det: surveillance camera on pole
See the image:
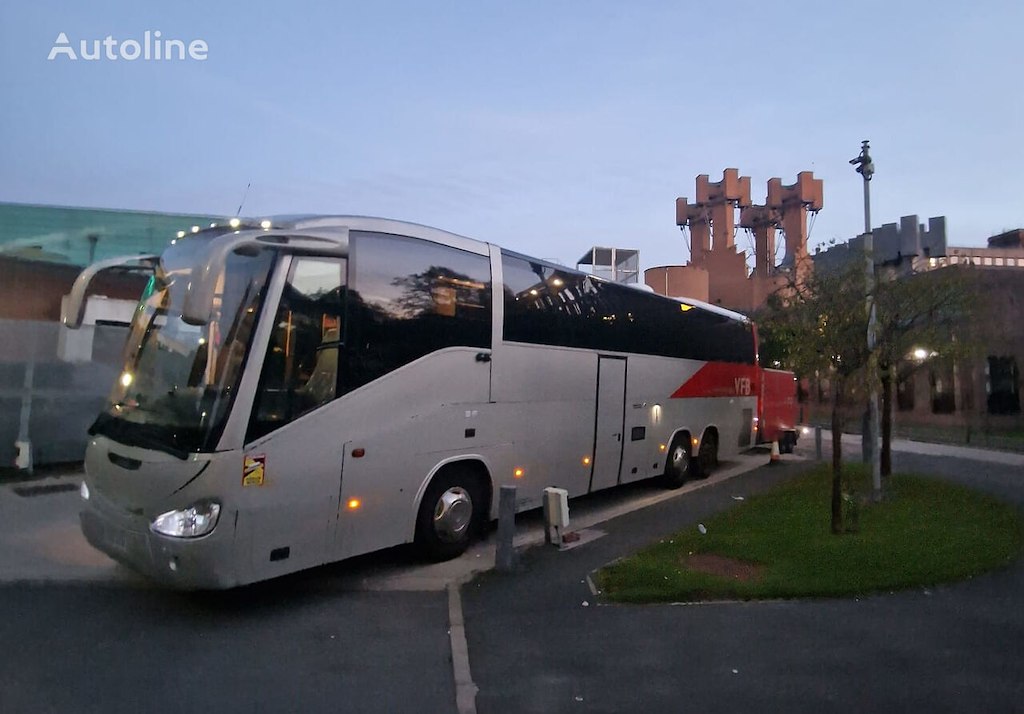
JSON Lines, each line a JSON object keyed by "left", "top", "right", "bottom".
{"left": 850, "top": 140, "right": 875, "bottom": 183}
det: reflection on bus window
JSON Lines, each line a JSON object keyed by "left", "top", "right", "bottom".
{"left": 249, "top": 257, "right": 346, "bottom": 440}
{"left": 501, "top": 251, "right": 755, "bottom": 364}
{"left": 344, "top": 232, "right": 491, "bottom": 391}
{"left": 94, "top": 248, "right": 274, "bottom": 456}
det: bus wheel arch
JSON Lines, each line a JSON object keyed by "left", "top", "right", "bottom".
{"left": 662, "top": 430, "right": 693, "bottom": 489}
{"left": 414, "top": 459, "right": 492, "bottom": 561}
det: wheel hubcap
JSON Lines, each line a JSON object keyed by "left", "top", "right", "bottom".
{"left": 671, "top": 446, "right": 686, "bottom": 470}
{"left": 432, "top": 487, "right": 473, "bottom": 543}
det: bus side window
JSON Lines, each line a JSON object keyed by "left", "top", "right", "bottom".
{"left": 248, "top": 257, "right": 347, "bottom": 441}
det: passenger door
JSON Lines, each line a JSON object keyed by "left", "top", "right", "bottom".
{"left": 590, "top": 356, "right": 626, "bottom": 492}
{"left": 242, "top": 256, "right": 348, "bottom": 580}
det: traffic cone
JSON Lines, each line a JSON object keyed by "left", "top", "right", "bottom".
{"left": 768, "top": 440, "right": 781, "bottom": 465}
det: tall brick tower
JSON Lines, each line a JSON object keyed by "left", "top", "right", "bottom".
{"left": 648, "top": 169, "right": 823, "bottom": 312}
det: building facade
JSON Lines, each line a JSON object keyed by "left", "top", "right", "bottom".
{"left": 811, "top": 216, "right": 1024, "bottom": 441}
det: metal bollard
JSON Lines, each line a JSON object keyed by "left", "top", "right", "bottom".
{"left": 495, "top": 485, "right": 516, "bottom": 572}
{"left": 815, "top": 426, "right": 823, "bottom": 461}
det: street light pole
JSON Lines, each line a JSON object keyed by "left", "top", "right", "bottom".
{"left": 850, "top": 140, "right": 882, "bottom": 502}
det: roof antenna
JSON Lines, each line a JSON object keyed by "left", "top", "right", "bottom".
{"left": 235, "top": 182, "right": 251, "bottom": 217}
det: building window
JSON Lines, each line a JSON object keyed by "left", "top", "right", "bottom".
{"left": 930, "top": 367, "right": 956, "bottom": 414}
{"left": 896, "top": 372, "right": 915, "bottom": 411}
{"left": 987, "top": 356, "right": 1021, "bottom": 415}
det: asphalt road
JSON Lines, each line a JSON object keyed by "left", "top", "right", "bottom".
{"left": 462, "top": 450, "right": 1024, "bottom": 713}
{"left": 1, "top": 439, "right": 1021, "bottom": 713}
{"left": 0, "top": 583, "right": 455, "bottom": 714}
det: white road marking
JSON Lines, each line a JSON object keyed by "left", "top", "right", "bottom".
{"left": 447, "top": 583, "right": 478, "bottom": 714}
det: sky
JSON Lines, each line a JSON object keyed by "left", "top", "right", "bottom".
{"left": 2, "top": 0, "right": 1022, "bottom": 271}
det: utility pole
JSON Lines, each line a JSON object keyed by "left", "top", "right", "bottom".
{"left": 850, "top": 140, "right": 882, "bottom": 502}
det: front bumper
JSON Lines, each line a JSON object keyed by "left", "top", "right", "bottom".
{"left": 80, "top": 491, "right": 239, "bottom": 590}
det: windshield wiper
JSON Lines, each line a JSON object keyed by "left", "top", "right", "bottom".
{"left": 88, "top": 413, "right": 191, "bottom": 460}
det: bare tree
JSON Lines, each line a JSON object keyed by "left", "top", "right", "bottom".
{"left": 757, "top": 258, "right": 868, "bottom": 533}
{"left": 874, "top": 263, "right": 980, "bottom": 476}
{"left": 758, "top": 258, "right": 981, "bottom": 531}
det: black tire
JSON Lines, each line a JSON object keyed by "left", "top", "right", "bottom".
{"left": 662, "top": 433, "right": 692, "bottom": 489}
{"left": 415, "top": 468, "right": 485, "bottom": 562}
{"left": 694, "top": 432, "right": 718, "bottom": 479}
{"left": 780, "top": 432, "right": 795, "bottom": 454}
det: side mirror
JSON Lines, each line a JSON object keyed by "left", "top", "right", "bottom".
{"left": 180, "top": 234, "right": 267, "bottom": 325}
{"left": 62, "top": 254, "right": 159, "bottom": 329}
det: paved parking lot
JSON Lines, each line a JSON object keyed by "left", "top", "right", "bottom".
{"left": 1, "top": 438, "right": 1022, "bottom": 713}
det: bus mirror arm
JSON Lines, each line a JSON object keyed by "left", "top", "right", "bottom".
{"left": 182, "top": 231, "right": 350, "bottom": 326}
{"left": 62, "top": 254, "right": 159, "bottom": 329}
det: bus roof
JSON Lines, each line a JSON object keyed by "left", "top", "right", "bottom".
{"left": 260, "top": 216, "right": 751, "bottom": 324}
{"left": 672, "top": 296, "right": 750, "bottom": 323}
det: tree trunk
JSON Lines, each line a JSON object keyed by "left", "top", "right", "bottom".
{"left": 831, "top": 377, "right": 843, "bottom": 534}
{"left": 880, "top": 365, "right": 892, "bottom": 478}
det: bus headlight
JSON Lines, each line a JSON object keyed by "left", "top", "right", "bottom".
{"left": 151, "top": 500, "right": 221, "bottom": 538}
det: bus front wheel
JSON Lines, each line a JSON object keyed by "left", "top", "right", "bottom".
{"left": 415, "top": 469, "right": 485, "bottom": 561}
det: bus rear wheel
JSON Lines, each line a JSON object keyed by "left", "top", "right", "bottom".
{"left": 780, "top": 432, "right": 796, "bottom": 454}
{"left": 415, "top": 469, "right": 485, "bottom": 562}
{"left": 662, "top": 434, "right": 692, "bottom": 489}
{"left": 695, "top": 432, "right": 718, "bottom": 479}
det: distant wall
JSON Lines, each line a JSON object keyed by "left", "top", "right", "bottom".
{"left": 0, "top": 256, "right": 146, "bottom": 321}
{"left": 0, "top": 257, "right": 142, "bottom": 468}
{"left": 0, "top": 319, "right": 128, "bottom": 467}
{"left": 644, "top": 265, "right": 710, "bottom": 302}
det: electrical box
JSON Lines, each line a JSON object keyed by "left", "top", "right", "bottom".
{"left": 14, "top": 440, "right": 32, "bottom": 471}
{"left": 543, "top": 487, "right": 570, "bottom": 545}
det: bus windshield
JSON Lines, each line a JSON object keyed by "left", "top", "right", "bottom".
{"left": 90, "top": 237, "right": 275, "bottom": 457}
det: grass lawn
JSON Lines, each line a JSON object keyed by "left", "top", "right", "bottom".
{"left": 596, "top": 464, "right": 1024, "bottom": 603}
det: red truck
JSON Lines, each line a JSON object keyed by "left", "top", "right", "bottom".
{"left": 756, "top": 367, "right": 800, "bottom": 453}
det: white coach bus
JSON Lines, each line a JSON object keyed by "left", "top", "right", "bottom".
{"left": 66, "top": 217, "right": 759, "bottom": 589}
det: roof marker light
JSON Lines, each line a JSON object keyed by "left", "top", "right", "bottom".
{"left": 260, "top": 220, "right": 272, "bottom": 230}
{"left": 229, "top": 217, "right": 241, "bottom": 228}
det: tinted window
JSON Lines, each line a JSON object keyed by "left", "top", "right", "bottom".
{"left": 502, "top": 252, "right": 754, "bottom": 364}
{"left": 501, "top": 253, "right": 627, "bottom": 351}
{"left": 346, "top": 232, "right": 492, "bottom": 391}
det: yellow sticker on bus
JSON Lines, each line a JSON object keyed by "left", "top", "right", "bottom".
{"left": 243, "top": 455, "right": 266, "bottom": 486}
